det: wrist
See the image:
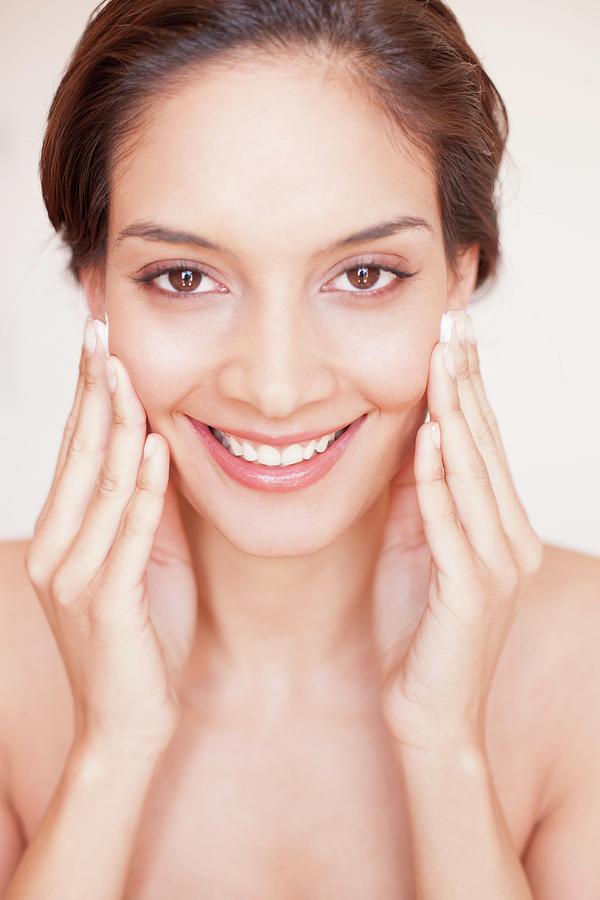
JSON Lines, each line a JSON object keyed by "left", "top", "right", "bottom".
{"left": 387, "top": 724, "right": 486, "bottom": 764}
{"left": 68, "top": 731, "right": 170, "bottom": 782}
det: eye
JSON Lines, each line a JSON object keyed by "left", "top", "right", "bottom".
{"left": 130, "top": 263, "right": 227, "bottom": 299}
{"left": 323, "top": 259, "right": 417, "bottom": 299}
{"left": 130, "top": 257, "right": 418, "bottom": 302}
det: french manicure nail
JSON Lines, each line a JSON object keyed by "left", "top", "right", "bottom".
{"left": 94, "top": 319, "right": 109, "bottom": 356}
{"left": 439, "top": 310, "right": 462, "bottom": 344}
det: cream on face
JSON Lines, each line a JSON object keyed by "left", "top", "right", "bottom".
{"left": 103, "top": 55, "right": 449, "bottom": 556}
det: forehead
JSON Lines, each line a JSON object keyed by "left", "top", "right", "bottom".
{"left": 109, "top": 56, "right": 439, "bottom": 256}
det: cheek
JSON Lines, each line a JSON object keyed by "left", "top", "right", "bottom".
{"left": 118, "top": 331, "right": 203, "bottom": 411}
{"left": 345, "top": 328, "right": 430, "bottom": 410}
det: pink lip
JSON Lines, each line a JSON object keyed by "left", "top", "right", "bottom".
{"left": 185, "top": 413, "right": 368, "bottom": 493}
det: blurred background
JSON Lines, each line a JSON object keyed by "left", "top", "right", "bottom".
{"left": 1, "top": 0, "right": 598, "bottom": 554}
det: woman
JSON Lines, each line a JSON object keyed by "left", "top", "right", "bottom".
{"left": 1, "top": 0, "right": 599, "bottom": 896}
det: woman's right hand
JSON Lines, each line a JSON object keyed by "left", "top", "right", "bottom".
{"left": 25, "top": 317, "right": 198, "bottom": 763}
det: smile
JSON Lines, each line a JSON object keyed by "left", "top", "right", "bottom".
{"left": 208, "top": 423, "right": 350, "bottom": 467}
{"left": 185, "top": 414, "right": 368, "bottom": 493}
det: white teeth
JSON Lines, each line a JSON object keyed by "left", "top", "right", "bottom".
{"left": 208, "top": 424, "right": 349, "bottom": 467}
{"left": 281, "top": 444, "right": 305, "bottom": 465}
{"left": 303, "top": 439, "right": 317, "bottom": 460}
{"left": 228, "top": 435, "right": 244, "bottom": 456}
{"left": 241, "top": 440, "right": 258, "bottom": 462}
{"left": 315, "top": 434, "right": 330, "bottom": 453}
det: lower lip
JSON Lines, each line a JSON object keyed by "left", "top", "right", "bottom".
{"left": 185, "top": 414, "right": 368, "bottom": 493}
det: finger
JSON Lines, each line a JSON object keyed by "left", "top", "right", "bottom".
{"left": 65, "top": 354, "right": 149, "bottom": 583}
{"left": 35, "top": 341, "right": 87, "bottom": 531}
{"left": 34, "top": 319, "right": 113, "bottom": 567}
{"left": 428, "top": 313, "right": 512, "bottom": 570}
{"left": 152, "top": 471, "right": 193, "bottom": 565}
{"left": 413, "top": 419, "right": 471, "bottom": 578}
{"left": 457, "top": 315, "right": 543, "bottom": 571}
{"left": 463, "top": 316, "right": 510, "bottom": 467}
{"left": 102, "top": 432, "right": 169, "bottom": 598}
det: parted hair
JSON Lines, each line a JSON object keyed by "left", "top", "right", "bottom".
{"left": 39, "top": 0, "right": 510, "bottom": 294}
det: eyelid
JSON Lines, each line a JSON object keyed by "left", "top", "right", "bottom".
{"left": 131, "top": 253, "right": 418, "bottom": 299}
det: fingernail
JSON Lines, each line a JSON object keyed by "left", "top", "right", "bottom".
{"left": 143, "top": 434, "right": 156, "bottom": 460}
{"left": 105, "top": 358, "right": 117, "bottom": 394}
{"left": 84, "top": 317, "right": 96, "bottom": 355}
{"left": 440, "top": 310, "right": 463, "bottom": 378}
{"left": 439, "top": 310, "right": 462, "bottom": 344}
{"left": 94, "top": 319, "right": 109, "bottom": 356}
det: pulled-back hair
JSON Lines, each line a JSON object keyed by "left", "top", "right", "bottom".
{"left": 39, "top": 0, "right": 510, "bottom": 295}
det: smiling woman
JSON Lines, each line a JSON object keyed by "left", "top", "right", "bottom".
{"left": 1, "top": 1, "right": 600, "bottom": 899}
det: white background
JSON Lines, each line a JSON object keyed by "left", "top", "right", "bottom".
{"left": 1, "top": 0, "right": 598, "bottom": 555}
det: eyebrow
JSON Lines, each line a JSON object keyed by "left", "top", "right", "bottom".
{"left": 113, "top": 215, "right": 433, "bottom": 255}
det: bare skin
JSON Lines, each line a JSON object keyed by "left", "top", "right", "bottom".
{"left": 2, "top": 53, "right": 600, "bottom": 897}
{"left": 1, "top": 538, "right": 599, "bottom": 898}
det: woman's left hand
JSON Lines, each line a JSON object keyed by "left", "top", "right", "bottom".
{"left": 372, "top": 309, "right": 544, "bottom": 753}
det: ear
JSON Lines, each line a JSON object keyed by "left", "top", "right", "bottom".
{"left": 447, "top": 244, "right": 480, "bottom": 311}
{"left": 79, "top": 266, "right": 107, "bottom": 321}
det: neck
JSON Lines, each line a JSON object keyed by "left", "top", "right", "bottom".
{"left": 175, "top": 481, "right": 391, "bottom": 700}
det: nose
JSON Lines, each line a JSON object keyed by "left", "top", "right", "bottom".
{"left": 217, "top": 290, "right": 337, "bottom": 420}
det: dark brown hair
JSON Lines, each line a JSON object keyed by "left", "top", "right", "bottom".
{"left": 39, "top": 0, "right": 510, "bottom": 295}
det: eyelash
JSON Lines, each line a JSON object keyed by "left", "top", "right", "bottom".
{"left": 130, "top": 258, "right": 417, "bottom": 303}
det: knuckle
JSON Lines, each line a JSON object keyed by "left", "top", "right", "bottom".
{"left": 469, "top": 452, "right": 491, "bottom": 487}
{"left": 95, "top": 464, "right": 130, "bottom": 501}
{"left": 83, "top": 365, "right": 100, "bottom": 392}
{"left": 110, "top": 406, "right": 129, "bottom": 429}
{"left": 136, "top": 466, "right": 163, "bottom": 495}
{"left": 455, "top": 354, "right": 470, "bottom": 380}
{"left": 50, "top": 566, "right": 78, "bottom": 607}
{"left": 448, "top": 392, "right": 462, "bottom": 415}
{"left": 482, "top": 404, "right": 499, "bottom": 433}
{"left": 120, "top": 508, "right": 156, "bottom": 541}
{"left": 25, "top": 546, "right": 48, "bottom": 588}
{"left": 66, "top": 431, "right": 92, "bottom": 461}
{"left": 474, "top": 417, "right": 496, "bottom": 452}
{"left": 422, "top": 494, "right": 459, "bottom": 531}
{"left": 111, "top": 406, "right": 146, "bottom": 432}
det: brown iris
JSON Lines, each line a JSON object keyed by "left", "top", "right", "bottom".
{"left": 346, "top": 265, "right": 381, "bottom": 290}
{"left": 168, "top": 269, "right": 203, "bottom": 292}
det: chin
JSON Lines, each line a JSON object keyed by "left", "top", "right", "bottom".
{"left": 172, "top": 463, "right": 384, "bottom": 559}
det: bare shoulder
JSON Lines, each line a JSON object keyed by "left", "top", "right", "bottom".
{"left": 523, "top": 542, "right": 600, "bottom": 682}
{"left": 507, "top": 552, "right": 600, "bottom": 889}
{"left": 522, "top": 542, "right": 600, "bottom": 808}
{"left": 0, "top": 537, "right": 58, "bottom": 661}
{"left": 0, "top": 538, "right": 70, "bottom": 762}
{"left": 531, "top": 541, "right": 600, "bottom": 609}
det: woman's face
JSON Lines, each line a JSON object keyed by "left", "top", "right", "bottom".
{"left": 95, "top": 56, "right": 473, "bottom": 557}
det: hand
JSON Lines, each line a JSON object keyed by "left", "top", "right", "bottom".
{"left": 25, "top": 317, "right": 198, "bottom": 762}
{"left": 372, "top": 310, "right": 544, "bottom": 753}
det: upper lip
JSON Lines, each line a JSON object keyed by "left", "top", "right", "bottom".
{"left": 188, "top": 416, "right": 358, "bottom": 447}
